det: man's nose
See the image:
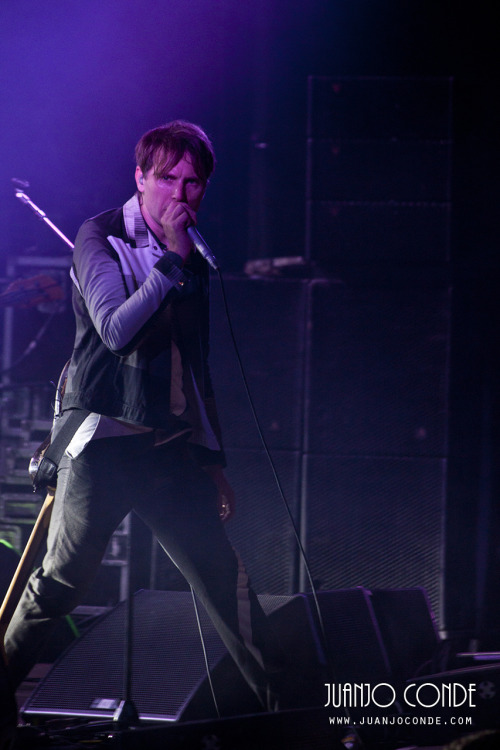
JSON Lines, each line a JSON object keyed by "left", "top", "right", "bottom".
{"left": 172, "top": 181, "right": 187, "bottom": 202}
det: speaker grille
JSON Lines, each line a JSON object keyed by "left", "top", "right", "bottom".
{"left": 22, "top": 591, "right": 291, "bottom": 722}
{"left": 303, "top": 456, "right": 445, "bottom": 620}
{"left": 224, "top": 448, "right": 300, "bottom": 595}
{"left": 23, "top": 591, "right": 227, "bottom": 721}
{"left": 308, "top": 281, "right": 450, "bottom": 457}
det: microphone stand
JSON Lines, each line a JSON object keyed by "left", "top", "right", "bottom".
{"left": 14, "top": 187, "right": 75, "bottom": 251}
{"left": 113, "top": 513, "right": 140, "bottom": 729}
{"left": 13, "top": 181, "right": 141, "bottom": 730}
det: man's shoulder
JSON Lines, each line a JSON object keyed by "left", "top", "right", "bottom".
{"left": 79, "top": 205, "right": 125, "bottom": 240}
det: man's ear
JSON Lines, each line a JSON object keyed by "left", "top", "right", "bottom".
{"left": 135, "top": 166, "right": 145, "bottom": 192}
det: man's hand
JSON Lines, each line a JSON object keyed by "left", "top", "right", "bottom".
{"left": 160, "top": 201, "right": 197, "bottom": 264}
{"left": 204, "top": 465, "right": 235, "bottom": 523}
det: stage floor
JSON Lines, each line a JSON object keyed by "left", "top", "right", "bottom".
{"left": 11, "top": 665, "right": 498, "bottom": 750}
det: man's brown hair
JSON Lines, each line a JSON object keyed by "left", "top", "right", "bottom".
{"left": 135, "top": 120, "right": 215, "bottom": 183}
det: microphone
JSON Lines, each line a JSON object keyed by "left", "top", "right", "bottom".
{"left": 11, "top": 177, "right": 30, "bottom": 190}
{"left": 187, "top": 226, "right": 219, "bottom": 271}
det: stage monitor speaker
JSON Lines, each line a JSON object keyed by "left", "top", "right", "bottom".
{"left": 314, "top": 589, "right": 391, "bottom": 683}
{"left": 22, "top": 590, "right": 297, "bottom": 723}
{"left": 369, "top": 588, "right": 442, "bottom": 684}
{"left": 22, "top": 588, "right": 412, "bottom": 724}
{"left": 183, "top": 587, "right": 394, "bottom": 722}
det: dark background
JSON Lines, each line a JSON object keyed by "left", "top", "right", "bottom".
{"left": 1, "top": 1, "right": 499, "bottom": 646}
{"left": 1, "top": 1, "right": 497, "bottom": 270}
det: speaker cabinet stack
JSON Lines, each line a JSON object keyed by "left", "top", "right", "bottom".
{"left": 196, "top": 78, "right": 453, "bottom": 628}
{"left": 305, "top": 76, "right": 453, "bottom": 270}
{"left": 300, "top": 77, "right": 452, "bottom": 624}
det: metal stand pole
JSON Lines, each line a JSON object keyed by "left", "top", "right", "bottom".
{"left": 113, "top": 513, "right": 140, "bottom": 729}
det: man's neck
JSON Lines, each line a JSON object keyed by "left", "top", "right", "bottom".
{"left": 139, "top": 202, "right": 167, "bottom": 245}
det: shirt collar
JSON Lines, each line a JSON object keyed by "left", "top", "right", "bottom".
{"left": 123, "top": 193, "right": 150, "bottom": 248}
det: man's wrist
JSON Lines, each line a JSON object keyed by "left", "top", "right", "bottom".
{"left": 162, "top": 250, "right": 184, "bottom": 268}
{"left": 154, "top": 253, "right": 189, "bottom": 287}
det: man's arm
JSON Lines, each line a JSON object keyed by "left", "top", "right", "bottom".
{"left": 72, "top": 218, "right": 193, "bottom": 356}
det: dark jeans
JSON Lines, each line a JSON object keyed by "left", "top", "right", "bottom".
{"left": 4, "top": 433, "right": 284, "bottom": 709}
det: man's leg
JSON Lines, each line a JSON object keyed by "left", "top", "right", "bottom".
{"left": 136, "top": 441, "right": 286, "bottom": 711}
{"left": 4, "top": 437, "right": 142, "bottom": 688}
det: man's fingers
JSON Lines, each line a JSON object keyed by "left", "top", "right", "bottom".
{"left": 218, "top": 493, "right": 235, "bottom": 523}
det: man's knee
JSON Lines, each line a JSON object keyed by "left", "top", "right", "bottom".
{"left": 22, "top": 568, "right": 82, "bottom": 618}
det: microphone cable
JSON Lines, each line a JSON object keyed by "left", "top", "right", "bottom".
{"left": 188, "top": 263, "right": 335, "bottom": 722}
{"left": 214, "top": 267, "right": 333, "bottom": 678}
{"left": 190, "top": 585, "right": 221, "bottom": 720}
{"left": 210, "top": 267, "right": 367, "bottom": 746}
{"left": 217, "top": 269, "right": 329, "bottom": 662}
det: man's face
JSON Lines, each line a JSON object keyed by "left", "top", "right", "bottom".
{"left": 135, "top": 152, "right": 206, "bottom": 239}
